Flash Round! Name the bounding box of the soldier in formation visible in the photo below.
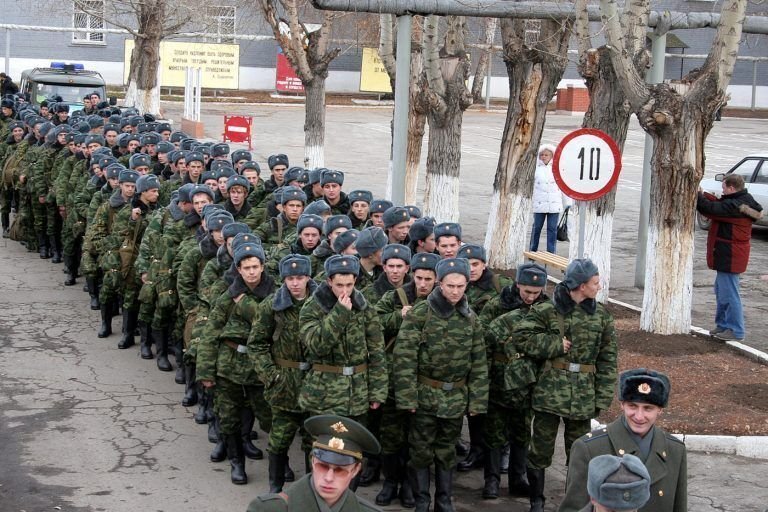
[0,95,672,512]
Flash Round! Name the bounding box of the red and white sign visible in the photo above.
[553,128,622,201]
[275,49,305,93]
[222,115,253,150]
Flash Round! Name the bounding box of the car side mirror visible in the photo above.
[109,96,117,106]
[715,173,725,182]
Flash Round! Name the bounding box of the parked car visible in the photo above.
[697,154,768,230]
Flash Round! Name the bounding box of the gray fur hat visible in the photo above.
[587,454,650,510]
[355,227,388,258]
[563,258,599,290]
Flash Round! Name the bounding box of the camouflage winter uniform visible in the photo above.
[393,289,488,470]
[513,283,617,469]
[298,282,388,420]
[247,280,318,454]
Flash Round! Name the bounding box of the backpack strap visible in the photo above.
[492,273,501,294]
[396,287,409,308]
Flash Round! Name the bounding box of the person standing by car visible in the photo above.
[530,144,570,253]
[696,174,763,342]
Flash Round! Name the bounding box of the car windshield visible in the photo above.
[34,82,104,108]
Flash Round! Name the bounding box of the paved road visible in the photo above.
[173,102,768,352]
[1,238,767,511]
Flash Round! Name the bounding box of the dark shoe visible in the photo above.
[38,235,50,259]
[50,235,62,263]
[194,389,208,423]
[97,303,113,338]
[117,310,138,349]
[710,325,726,336]
[507,442,531,497]
[241,409,263,460]
[86,277,100,310]
[139,324,153,359]
[457,446,484,472]
[434,467,455,512]
[152,329,172,371]
[268,452,287,493]
[64,272,77,286]
[208,420,218,444]
[359,455,380,487]
[500,442,510,474]
[399,476,416,508]
[455,439,469,457]
[243,439,263,460]
[2,228,8,239]
[482,448,501,499]
[226,434,248,484]
[715,329,744,342]
[408,466,431,512]
[284,461,295,482]
[375,453,400,506]
[527,467,546,512]
[210,418,226,462]
[175,364,185,384]
[182,365,198,407]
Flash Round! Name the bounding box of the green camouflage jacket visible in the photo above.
[247,280,318,412]
[47,146,72,203]
[298,282,388,416]
[251,213,297,248]
[465,268,514,317]
[393,289,489,419]
[29,144,58,198]
[175,233,218,315]
[196,273,276,384]
[513,283,617,420]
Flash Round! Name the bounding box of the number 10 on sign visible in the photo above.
[553,128,622,201]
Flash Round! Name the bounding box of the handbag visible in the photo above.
[556,208,569,242]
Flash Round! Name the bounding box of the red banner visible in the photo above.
[275,49,305,93]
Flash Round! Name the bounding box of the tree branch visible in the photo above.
[379,13,396,80]
[424,14,446,99]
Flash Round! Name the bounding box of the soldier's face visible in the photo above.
[192,194,212,216]
[439,273,468,305]
[105,131,118,146]
[467,258,486,282]
[283,200,304,223]
[328,274,356,300]
[517,284,544,305]
[384,259,409,286]
[579,275,602,299]
[243,170,260,187]
[218,177,229,195]
[323,182,341,202]
[350,200,369,221]
[1,107,12,117]
[620,401,662,438]
[370,212,385,228]
[229,186,246,207]
[58,111,69,122]
[238,256,264,286]
[389,221,409,243]
[142,189,159,204]
[300,228,321,250]
[120,182,136,198]
[187,161,203,179]
[108,177,119,189]
[128,141,140,152]
[284,275,311,300]
[311,457,361,506]
[12,127,24,141]
[437,236,460,258]
[272,165,287,185]
[413,269,436,298]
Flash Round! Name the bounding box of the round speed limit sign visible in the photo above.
[552,128,622,201]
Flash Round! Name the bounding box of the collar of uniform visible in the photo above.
[607,419,669,486]
[228,272,275,300]
[184,210,201,228]
[109,189,127,208]
[169,199,185,221]
[312,239,334,259]
[553,283,597,315]
[428,287,472,319]
[472,268,496,291]
[199,234,218,259]
[273,280,317,312]
[216,243,233,269]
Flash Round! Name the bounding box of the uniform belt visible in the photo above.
[275,357,311,371]
[549,359,595,373]
[223,340,248,354]
[418,375,466,391]
[493,352,524,363]
[312,363,367,376]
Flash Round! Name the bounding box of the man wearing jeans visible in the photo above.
[696,174,763,342]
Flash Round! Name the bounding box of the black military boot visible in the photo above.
[375,453,400,506]
[527,467,546,512]
[85,277,100,310]
[241,409,263,460]
[194,388,208,423]
[38,234,50,259]
[482,447,502,499]
[210,418,226,462]
[174,340,185,384]
[284,460,295,482]
[434,467,455,512]
[1,212,9,238]
[50,235,62,263]
[500,442,510,474]
[507,442,531,497]
[97,302,113,338]
[399,475,416,508]
[182,364,198,407]
[457,415,485,471]
[268,451,287,493]
[117,309,138,349]
[359,454,380,487]
[408,466,431,512]
[152,328,172,371]
[226,434,247,485]
[138,323,153,359]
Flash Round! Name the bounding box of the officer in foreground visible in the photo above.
[559,369,687,512]
[580,454,650,512]
[247,414,382,511]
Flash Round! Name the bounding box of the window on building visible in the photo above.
[72,0,105,44]
[205,6,236,43]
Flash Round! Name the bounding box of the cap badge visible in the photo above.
[532,275,538,281]
[638,383,651,394]
[331,421,348,433]
[328,437,345,450]
[291,262,297,268]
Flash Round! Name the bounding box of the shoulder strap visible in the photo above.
[108,205,115,229]
[558,313,565,339]
[396,287,409,307]
[275,215,284,243]
[492,273,501,294]
[272,311,284,343]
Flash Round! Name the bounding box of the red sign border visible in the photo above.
[553,128,622,201]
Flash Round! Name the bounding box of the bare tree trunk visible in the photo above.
[471,17,498,102]
[124,16,163,114]
[420,15,473,222]
[484,19,570,269]
[304,79,326,168]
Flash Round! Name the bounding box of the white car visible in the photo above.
[697,154,768,230]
